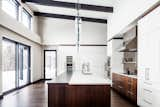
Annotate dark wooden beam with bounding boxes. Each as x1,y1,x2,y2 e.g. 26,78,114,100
107,37,123,42
22,0,113,13
34,12,107,24
0,94,3,99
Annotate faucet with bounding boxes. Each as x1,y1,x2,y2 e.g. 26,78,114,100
82,62,91,74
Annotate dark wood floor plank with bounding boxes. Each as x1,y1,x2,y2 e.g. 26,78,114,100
0,82,137,107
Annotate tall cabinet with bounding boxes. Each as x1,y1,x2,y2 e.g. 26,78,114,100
138,5,160,107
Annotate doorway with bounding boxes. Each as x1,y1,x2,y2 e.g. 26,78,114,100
2,38,31,93
44,50,57,79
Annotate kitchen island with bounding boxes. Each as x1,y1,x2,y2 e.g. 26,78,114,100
48,72,111,107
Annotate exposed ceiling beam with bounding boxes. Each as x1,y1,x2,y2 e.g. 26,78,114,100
34,12,107,24
22,0,113,13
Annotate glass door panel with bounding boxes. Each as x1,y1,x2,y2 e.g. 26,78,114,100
45,51,57,79
18,45,30,87
2,38,31,92
2,40,16,92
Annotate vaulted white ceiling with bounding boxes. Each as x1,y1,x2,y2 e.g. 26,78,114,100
27,0,116,20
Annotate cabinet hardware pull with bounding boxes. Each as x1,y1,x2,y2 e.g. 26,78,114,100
118,86,123,89
128,83,131,85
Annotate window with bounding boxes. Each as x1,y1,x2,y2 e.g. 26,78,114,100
2,38,31,92
22,9,32,29
2,39,16,92
2,0,19,19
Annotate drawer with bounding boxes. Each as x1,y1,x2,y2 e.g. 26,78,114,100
143,100,153,107
130,94,137,104
143,88,153,105
143,82,153,92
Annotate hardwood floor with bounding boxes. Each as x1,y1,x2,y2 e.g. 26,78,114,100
111,91,137,107
0,82,137,107
0,82,48,107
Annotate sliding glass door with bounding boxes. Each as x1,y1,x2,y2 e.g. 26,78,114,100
18,45,30,87
2,38,30,92
2,40,16,92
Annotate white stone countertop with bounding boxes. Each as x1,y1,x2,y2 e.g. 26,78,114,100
69,72,111,85
113,72,137,79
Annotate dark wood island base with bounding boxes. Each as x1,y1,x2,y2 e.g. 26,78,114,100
48,83,111,107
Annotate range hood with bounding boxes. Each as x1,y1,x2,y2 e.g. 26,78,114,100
119,37,137,52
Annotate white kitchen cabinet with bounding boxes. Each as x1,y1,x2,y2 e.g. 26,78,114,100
138,5,160,107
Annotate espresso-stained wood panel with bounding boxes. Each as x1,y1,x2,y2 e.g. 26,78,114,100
48,83,67,107
65,85,111,107
112,73,137,104
48,83,111,107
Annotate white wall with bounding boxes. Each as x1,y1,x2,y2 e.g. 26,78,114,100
43,45,107,77
43,46,77,76
39,17,107,45
81,21,107,44
39,17,76,45
79,46,107,77
0,10,41,44
110,39,124,73
40,18,108,77
108,0,160,40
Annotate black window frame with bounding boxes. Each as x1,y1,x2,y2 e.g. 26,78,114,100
13,0,20,20
2,0,20,20
22,8,32,29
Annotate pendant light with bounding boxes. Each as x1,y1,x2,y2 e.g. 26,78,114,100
75,0,81,53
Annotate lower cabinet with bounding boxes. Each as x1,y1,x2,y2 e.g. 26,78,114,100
48,83,111,107
112,73,137,104
65,85,111,107
48,84,66,107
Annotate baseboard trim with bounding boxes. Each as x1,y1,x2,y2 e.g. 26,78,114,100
31,79,44,84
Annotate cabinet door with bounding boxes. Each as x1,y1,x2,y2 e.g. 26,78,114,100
131,78,137,95
131,78,137,103
65,85,110,107
119,75,125,95
48,84,66,107
112,73,118,90
123,76,130,97
116,74,123,94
